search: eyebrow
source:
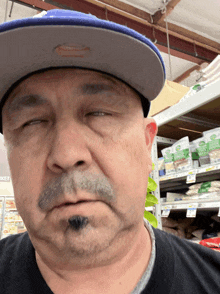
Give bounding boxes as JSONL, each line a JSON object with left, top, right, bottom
{"left": 80, "top": 83, "right": 123, "bottom": 96}
{"left": 6, "top": 80, "right": 129, "bottom": 116}
{"left": 6, "top": 94, "right": 48, "bottom": 115}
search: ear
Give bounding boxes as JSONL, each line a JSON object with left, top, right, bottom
{"left": 144, "top": 118, "right": 158, "bottom": 152}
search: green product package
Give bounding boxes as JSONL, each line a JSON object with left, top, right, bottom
{"left": 191, "top": 137, "right": 210, "bottom": 166}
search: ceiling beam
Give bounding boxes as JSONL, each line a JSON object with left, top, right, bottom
{"left": 12, "top": 0, "right": 58, "bottom": 10}
{"left": 15, "top": 0, "right": 220, "bottom": 63}
{"left": 88, "top": 0, "right": 152, "bottom": 23}
{"left": 160, "top": 22, "right": 220, "bottom": 53}
{"left": 156, "top": 44, "right": 203, "bottom": 64}
{"left": 152, "top": 0, "right": 181, "bottom": 25}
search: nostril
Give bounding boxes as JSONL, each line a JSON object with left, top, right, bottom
{"left": 77, "top": 161, "right": 84, "bottom": 166}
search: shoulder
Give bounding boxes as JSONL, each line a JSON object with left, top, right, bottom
{"left": 0, "top": 232, "right": 32, "bottom": 276}
{"left": 0, "top": 232, "right": 30, "bottom": 255}
{"left": 154, "top": 226, "right": 220, "bottom": 259}
{"left": 151, "top": 227, "right": 220, "bottom": 293}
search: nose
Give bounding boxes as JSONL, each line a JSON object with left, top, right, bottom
{"left": 47, "top": 120, "right": 93, "bottom": 174}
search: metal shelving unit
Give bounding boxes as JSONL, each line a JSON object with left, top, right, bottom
{"left": 150, "top": 79, "right": 220, "bottom": 229}
{"left": 0, "top": 196, "right": 26, "bottom": 240}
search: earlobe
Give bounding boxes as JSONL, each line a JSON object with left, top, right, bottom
{"left": 145, "top": 118, "right": 158, "bottom": 150}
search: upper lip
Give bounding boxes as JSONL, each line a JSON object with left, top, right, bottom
{"left": 52, "top": 198, "right": 98, "bottom": 210}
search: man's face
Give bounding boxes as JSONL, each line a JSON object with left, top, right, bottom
{"left": 2, "top": 68, "right": 156, "bottom": 263}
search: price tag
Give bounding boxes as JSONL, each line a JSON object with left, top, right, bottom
{"left": 162, "top": 209, "right": 170, "bottom": 217}
{"left": 162, "top": 205, "right": 172, "bottom": 217}
{"left": 186, "top": 207, "right": 197, "bottom": 217}
{"left": 186, "top": 203, "right": 198, "bottom": 218}
{"left": 186, "top": 173, "right": 196, "bottom": 184}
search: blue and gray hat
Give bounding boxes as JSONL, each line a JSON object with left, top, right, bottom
{"left": 0, "top": 9, "right": 165, "bottom": 132}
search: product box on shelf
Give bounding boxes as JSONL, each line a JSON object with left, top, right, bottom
{"left": 166, "top": 192, "right": 186, "bottom": 202}
{"left": 191, "top": 137, "right": 210, "bottom": 167}
{"left": 186, "top": 181, "right": 220, "bottom": 199}
{"left": 203, "top": 127, "right": 220, "bottom": 165}
{"left": 172, "top": 137, "right": 192, "bottom": 172}
{"left": 161, "top": 136, "right": 193, "bottom": 177}
{"left": 161, "top": 146, "right": 175, "bottom": 175}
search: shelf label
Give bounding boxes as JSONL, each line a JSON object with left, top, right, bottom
{"left": 206, "top": 166, "right": 216, "bottom": 172}
{"left": 166, "top": 175, "right": 176, "bottom": 180}
{"left": 162, "top": 205, "right": 172, "bottom": 217}
{"left": 186, "top": 207, "right": 197, "bottom": 217}
{"left": 186, "top": 203, "right": 198, "bottom": 218}
{"left": 186, "top": 173, "right": 196, "bottom": 184}
{"left": 162, "top": 209, "right": 170, "bottom": 217}
{"left": 172, "top": 203, "right": 186, "bottom": 209}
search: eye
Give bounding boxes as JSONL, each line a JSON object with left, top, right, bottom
{"left": 87, "top": 111, "right": 111, "bottom": 117}
{"left": 23, "top": 119, "right": 47, "bottom": 128}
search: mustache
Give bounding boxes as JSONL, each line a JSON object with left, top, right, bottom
{"left": 38, "top": 171, "right": 115, "bottom": 211}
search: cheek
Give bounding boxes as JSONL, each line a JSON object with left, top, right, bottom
{"left": 100, "top": 129, "right": 151, "bottom": 204}
{"left": 6, "top": 140, "right": 47, "bottom": 212}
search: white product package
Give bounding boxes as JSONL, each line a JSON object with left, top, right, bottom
{"left": 203, "top": 127, "right": 220, "bottom": 164}
{"left": 161, "top": 146, "right": 175, "bottom": 175}
{"left": 188, "top": 181, "right": 220, "bottom": 190}
{"left": 172, "top": 137, "right": 193, "bottom": 172}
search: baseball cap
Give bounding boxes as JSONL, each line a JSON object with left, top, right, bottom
{"left": 0, "top": 9, "right": 166, "bottom": 133}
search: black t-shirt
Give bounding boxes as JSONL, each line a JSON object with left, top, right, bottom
{"left": 1, "top": 228, "right": 220, "bottom": 294}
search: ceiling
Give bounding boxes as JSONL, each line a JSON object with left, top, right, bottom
{"left": 1, "top": 0, "right": 220, "bottom": 87}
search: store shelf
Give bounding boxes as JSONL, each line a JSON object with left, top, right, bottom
{"left": 151, "top": 80, "right": 220, "bottom": 228}
{"left": 162, "top": 199, "right": 220, "bottom": 212}
{"left": 145, "top": 198, "right": 220, "bottom": 217}
{"left": 0, "top": 196, "right": 26, "bottom": 239}
{"left": 160, "top": 163, "right": 220, "bottom": 191}
{"left": 154, "top": 79, "right": 220, "bottom": 128}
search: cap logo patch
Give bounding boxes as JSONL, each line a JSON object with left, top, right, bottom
{"left": 55, "top": 44, "right": 90, "bottom": 58}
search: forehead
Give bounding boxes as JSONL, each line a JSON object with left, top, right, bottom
{"left": 2, "top": 68, "right": 142, "bottom": 125}
{"left": 6, "top": 68, "right": 131, "bottom": 99}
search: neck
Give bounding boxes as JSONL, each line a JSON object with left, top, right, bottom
{"left": 35, "top": 223, "right": 152, "bottom": 294}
